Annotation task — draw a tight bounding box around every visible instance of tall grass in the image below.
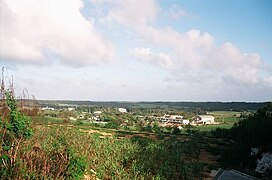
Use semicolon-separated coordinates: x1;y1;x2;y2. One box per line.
1;124;204;179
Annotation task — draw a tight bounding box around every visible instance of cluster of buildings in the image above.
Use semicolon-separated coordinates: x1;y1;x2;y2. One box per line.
88;111;102;121
152;114;215;126
41;105;216;126
118;108;127;113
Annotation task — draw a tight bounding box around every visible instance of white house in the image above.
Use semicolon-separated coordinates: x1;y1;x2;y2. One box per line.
41;106;55;111
90;111;102;121
158;114;183;123
182;119;190;125
93;111;102;115
118;108;127;113
88;116;100;121
68;107;75;111
192;115;215;125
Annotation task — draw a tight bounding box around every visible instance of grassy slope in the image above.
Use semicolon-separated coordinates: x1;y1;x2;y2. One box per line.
208;111;240;123
195;124;233;132
7;124;207;180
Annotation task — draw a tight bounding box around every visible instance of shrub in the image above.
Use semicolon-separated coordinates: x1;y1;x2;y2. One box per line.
67;150;87;180
219;103;272;169
0;91;33;179
170;126;181;135
211;128;229;138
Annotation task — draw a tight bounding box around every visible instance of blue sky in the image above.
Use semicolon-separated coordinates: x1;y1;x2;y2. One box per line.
0;0;271;101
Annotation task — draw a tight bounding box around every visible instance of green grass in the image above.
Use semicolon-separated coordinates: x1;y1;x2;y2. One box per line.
194;124;234;132
33;115;65;124
208;111;240;123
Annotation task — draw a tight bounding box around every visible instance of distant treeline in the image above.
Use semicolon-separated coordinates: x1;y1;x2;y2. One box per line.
37;100;270;111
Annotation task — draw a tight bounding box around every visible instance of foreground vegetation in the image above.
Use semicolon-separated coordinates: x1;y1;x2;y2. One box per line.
2;125;204;179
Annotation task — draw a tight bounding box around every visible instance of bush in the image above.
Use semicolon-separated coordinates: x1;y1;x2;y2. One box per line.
0;91;33;179
211;128;229;138
67;151;87;180
75;120;84;126
220;103;272;169
170;126;181;135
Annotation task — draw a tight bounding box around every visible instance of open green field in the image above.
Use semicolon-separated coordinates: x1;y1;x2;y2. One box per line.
208;111;241;123
194;124;234;132
190;111;240;132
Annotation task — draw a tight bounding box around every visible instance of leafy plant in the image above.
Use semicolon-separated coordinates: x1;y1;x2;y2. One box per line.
0;91;33;178
67;150;87;180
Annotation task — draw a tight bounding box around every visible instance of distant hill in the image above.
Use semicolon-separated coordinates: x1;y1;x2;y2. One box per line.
37;100;270;111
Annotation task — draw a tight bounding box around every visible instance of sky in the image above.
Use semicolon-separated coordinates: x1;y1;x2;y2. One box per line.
0;0;272;101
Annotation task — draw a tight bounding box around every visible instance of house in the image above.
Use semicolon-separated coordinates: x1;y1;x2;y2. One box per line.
93;111;102;115
68;107;75;111
118;108;127;113
158;114;183;123
41;106;55;111
88;116;100;121
215;169;258;180
90;111;102;121
182;119;190;125
192;115;215;125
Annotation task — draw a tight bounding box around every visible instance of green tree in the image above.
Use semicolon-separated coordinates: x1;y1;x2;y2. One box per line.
220;103;272;168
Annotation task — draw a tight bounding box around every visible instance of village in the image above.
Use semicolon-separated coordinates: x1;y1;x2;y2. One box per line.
41;105;219;130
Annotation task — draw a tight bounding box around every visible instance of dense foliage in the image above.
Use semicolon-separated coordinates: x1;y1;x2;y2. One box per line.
212;103;272;170
231;103;272;149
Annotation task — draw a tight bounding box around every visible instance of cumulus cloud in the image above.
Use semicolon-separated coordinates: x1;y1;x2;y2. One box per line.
129;48;173;68
2;0;271;100
95;0;272;88
166;4;194;19
0;0;116;66
104;0;160;28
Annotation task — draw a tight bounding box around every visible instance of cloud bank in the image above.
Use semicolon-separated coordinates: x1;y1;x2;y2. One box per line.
97;0;271;88
1;0;271;101
0;0;116;66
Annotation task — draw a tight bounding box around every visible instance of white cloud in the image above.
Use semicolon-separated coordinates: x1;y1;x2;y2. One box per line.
129;48;173;68
1;0;271;101
166;4;194;19
95;0;272;88
0;0;116;66
104;0;160;28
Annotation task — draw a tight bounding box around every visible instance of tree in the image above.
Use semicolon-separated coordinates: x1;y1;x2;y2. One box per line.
220;103;272;168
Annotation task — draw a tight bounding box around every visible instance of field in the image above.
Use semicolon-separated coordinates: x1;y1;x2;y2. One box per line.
187;111;240;132
208;111;241;124
195;124;233;132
